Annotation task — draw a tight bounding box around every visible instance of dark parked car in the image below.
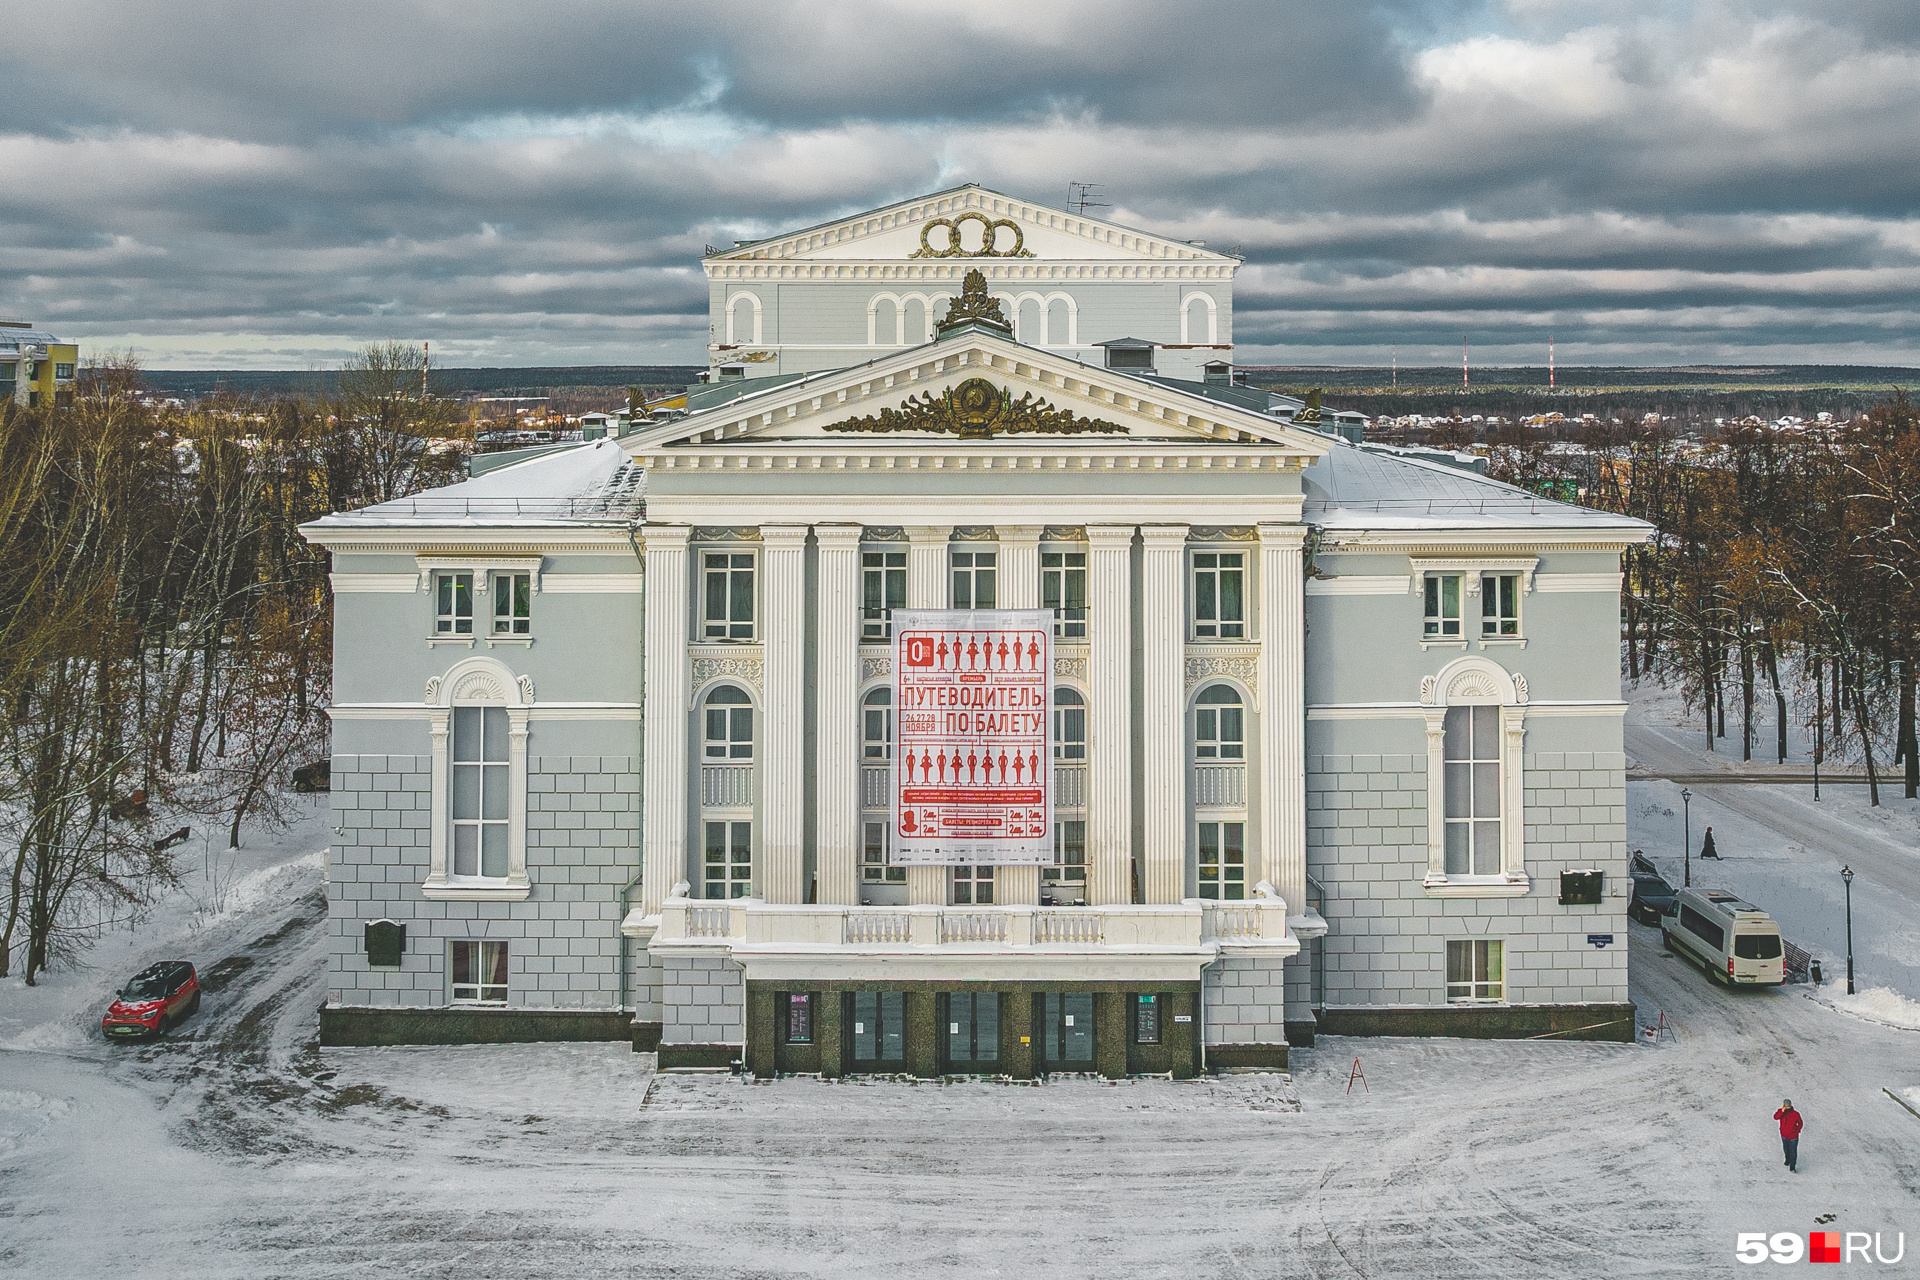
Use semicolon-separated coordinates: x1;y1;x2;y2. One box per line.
101;960;200;1039
292;760;331;793
1629;854;1678;925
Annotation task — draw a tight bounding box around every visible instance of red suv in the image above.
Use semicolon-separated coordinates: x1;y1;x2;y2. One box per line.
102;960;200;1039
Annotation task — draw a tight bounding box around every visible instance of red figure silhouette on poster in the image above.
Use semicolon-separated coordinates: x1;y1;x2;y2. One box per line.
890;608;1053;866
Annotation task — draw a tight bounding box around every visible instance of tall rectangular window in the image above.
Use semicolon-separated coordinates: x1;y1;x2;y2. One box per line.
435;571;474;635
1041;550;1088;639
1446;939;1504;1002
704;820;752;898
1443;705;1503;875
951;549;997;609
1424;573;1463;638
451;940;508;1004
951;864;995;905
1481;573;1520;637
492;572;531;635
1046;820;1087;887
1192;552;1245;639
1197;820;1246;899
450;706;510;878
862;819;905;883
703;552;755;641
861;550;907;641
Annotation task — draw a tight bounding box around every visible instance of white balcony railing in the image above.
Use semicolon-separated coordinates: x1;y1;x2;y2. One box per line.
1034;909;1103;944
1193;763;1246;809
701;764;753;809
940;911;1009;944
845;912;911;944
1054;764;1087;809
861;764;889;809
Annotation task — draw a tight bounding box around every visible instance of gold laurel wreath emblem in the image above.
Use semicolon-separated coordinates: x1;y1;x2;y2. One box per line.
911;211;1034;258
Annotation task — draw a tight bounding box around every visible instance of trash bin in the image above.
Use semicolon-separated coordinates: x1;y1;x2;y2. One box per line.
1809;959;1823;985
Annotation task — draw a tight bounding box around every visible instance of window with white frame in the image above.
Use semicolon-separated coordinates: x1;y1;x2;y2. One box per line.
1446;939;1504;1002
862;819;904;883
492;572;531;636
861;550;907;641
1443;705;1502;875
451;940;508;1004
1192;552;1245;639
435;571;475;635
702;551;755;641
1423;573;1463;638
703;686;754;760
1041;550;1087;639
1052;687;1086;761
1197;820;1245;899
1481;573;1521;637
1194;684;1244;760
1046;820;1087;890
951;864;994;905
862;687;893;760
950;548;997;609
703;820;752;898
450;706;510;878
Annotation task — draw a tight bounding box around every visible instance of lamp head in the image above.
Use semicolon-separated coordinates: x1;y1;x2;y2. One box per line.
1680;787;1691;802
1841;865;1854;886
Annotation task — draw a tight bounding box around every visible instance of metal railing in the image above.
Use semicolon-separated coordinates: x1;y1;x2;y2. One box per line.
861;765;889;809
1193;763;1246;808
1054;764;1087;809
701;764;753;808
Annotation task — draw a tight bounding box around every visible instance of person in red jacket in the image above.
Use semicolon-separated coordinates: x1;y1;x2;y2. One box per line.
1774;1100;1803;1172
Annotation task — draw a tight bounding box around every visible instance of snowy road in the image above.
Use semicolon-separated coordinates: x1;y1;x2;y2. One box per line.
3;748;1919;1278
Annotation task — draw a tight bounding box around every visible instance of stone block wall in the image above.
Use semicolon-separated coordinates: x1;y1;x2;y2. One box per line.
325;752;642;1010
660;954;746;1045
1305;747;1630;1010
1203;955;1288;1046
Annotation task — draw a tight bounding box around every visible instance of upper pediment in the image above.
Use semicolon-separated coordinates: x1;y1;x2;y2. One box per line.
619;332;1333;463
703;184;1239;269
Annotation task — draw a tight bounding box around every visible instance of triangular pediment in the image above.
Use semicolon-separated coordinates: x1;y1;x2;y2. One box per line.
619;333;1334;461
703;184;1238;267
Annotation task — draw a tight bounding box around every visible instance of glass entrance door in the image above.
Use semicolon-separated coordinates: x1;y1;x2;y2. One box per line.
942;992;1000;1072
1040;992;1094;1070
849;991;906;1069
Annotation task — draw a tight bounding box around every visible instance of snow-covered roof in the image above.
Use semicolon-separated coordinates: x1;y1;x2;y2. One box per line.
303;439;643;532
1302;440;1650;538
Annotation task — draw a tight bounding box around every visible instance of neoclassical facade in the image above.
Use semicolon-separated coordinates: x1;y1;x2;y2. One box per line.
304;192;1649;1073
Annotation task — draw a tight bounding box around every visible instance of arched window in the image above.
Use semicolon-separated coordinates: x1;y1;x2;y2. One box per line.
862;687;893;760
1053;687;1086;760
1194;684;1244;760
703;686;754;760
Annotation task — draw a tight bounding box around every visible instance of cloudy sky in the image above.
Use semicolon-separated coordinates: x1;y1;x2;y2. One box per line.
3;0;1917;370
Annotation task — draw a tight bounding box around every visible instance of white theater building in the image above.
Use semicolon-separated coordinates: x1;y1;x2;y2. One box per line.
304;186;1649;1075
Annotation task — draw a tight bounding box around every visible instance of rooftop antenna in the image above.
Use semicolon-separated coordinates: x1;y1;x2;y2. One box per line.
1066;182;1108;217
1463;335;1469;390
422;341;430;398
1391;344;1397;391
1549;333;1554;390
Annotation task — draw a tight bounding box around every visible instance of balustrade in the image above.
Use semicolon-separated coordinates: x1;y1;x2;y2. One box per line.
701;764;754;808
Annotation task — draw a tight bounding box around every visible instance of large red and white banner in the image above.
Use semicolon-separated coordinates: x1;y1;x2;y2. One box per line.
890;608;1052;865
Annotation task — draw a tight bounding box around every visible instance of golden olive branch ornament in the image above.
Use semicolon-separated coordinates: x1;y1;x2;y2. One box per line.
823;376;1125;439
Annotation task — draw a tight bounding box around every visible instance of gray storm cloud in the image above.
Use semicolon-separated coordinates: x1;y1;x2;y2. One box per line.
2;0;1916;368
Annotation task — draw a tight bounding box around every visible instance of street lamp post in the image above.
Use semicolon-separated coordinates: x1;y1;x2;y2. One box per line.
1681;787;1693;888
1841;865;1856;996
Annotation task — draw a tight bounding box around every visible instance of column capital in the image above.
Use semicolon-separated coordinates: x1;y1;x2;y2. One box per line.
639;523;691;549
1256;522;1307;549
1139;523;1191;548
759;524;811;549
1086;523;1137;548
813;523;864;549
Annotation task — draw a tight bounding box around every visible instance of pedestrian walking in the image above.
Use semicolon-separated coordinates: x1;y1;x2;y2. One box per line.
1774;1100;1802;1172
1701;827;1719;860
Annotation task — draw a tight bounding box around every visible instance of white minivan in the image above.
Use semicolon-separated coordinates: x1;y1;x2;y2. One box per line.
1662;888;1785;986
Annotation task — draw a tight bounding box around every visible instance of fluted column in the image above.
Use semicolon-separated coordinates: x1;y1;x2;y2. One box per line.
1086;524;1135;905
996;526;1043;906
904;525;952;905
759;524;809;903
814;525;863;905
640;525;691;915
1257;523;1308;914
1140;525;1190;903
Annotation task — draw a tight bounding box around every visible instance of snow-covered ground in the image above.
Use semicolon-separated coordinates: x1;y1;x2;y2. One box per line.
4;713;1919;1278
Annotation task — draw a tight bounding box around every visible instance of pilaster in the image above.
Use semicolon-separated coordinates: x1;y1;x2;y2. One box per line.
904;525;952;905
1257;523;1307;914
759;524;809;904
996;525;1044;907
641;525;691;915
814;525;863;905
1140;525;1190;903
1087;523;1136;905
